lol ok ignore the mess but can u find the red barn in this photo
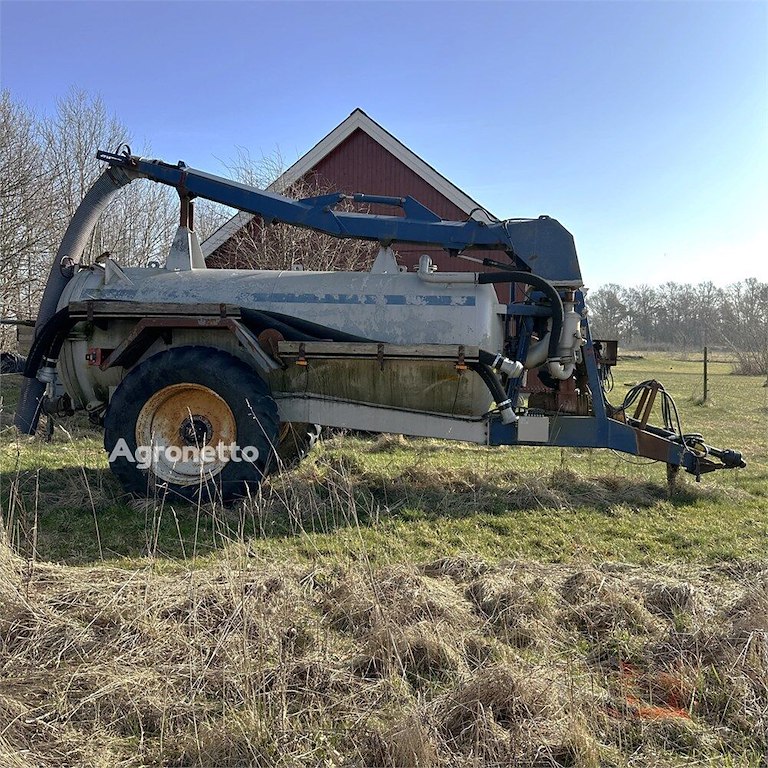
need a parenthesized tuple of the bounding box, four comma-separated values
(202, 109, 513, 299)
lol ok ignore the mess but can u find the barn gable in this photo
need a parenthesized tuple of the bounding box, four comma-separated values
(201, 108, 497, 274)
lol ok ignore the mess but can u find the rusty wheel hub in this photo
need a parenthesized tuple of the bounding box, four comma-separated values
(179, 414, 213, 447)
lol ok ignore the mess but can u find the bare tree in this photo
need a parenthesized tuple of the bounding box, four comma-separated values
(0, 89, 277, 350)
(1, 89, 220, 349)
(0, 92, 52, 346)
(39, 89, 126, 222)
(586, 284, 630, 341)
(37, 89, 181, 267)
(588, 277, 767, 375)
(724, 278, 768, 375)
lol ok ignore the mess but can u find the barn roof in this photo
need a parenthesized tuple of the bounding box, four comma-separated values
(201, 108, 490, 258)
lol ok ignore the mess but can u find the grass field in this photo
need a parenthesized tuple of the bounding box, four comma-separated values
(1, 353, 766, 766)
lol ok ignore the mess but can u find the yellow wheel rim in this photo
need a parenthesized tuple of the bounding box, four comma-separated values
(135, 383, 237, 485)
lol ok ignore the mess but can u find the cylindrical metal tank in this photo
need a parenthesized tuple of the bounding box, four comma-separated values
(59, 266, 505, 346)
(57, 265, 507, 413)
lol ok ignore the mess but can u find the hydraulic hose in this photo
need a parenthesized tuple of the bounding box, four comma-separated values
(15, 166, 135, 434)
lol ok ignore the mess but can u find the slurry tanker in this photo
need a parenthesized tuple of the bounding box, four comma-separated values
(14, 149, 745, 500)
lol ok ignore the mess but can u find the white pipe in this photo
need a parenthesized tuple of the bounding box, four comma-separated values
(492, 354, 524, 378)
(524, 330, 550, 369)
(417, 270, 477, 284)
(546, 299, 583, 380)
(524, 302, 583, 380)
(416, 254, 478, 284)
(547, 359, 576, 379)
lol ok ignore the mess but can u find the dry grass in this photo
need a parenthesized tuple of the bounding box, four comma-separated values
(1, 535, 766, 767)
(1, 356, 766, 766)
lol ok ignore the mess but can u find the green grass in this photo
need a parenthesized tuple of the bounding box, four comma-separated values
(1, 352, 766, 567)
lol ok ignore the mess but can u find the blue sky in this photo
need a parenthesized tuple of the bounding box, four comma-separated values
(1, 0, 766, 289)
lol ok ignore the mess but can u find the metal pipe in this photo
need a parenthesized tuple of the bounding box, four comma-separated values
(416, 271, 478, 284)
(524, 328, 551, 369)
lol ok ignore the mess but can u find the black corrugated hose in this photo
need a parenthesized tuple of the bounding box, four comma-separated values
(476, 271, 564, 362)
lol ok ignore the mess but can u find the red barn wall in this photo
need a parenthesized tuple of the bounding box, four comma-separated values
(305, 129, 512, 300)
(209, 128, 515, 301)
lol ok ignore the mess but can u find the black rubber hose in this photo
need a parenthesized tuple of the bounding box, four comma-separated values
(0, 352, 27, 375)
(14, 306, 77, 436)
(242, 308, 374, 343)
(476, 271, 564, 362)
(240, 308, 317, 342)
(478, 350, 498, 368)
(470, 362, 511, 410)
(260, 310, 372, 343)
(23, 307, 75, 378)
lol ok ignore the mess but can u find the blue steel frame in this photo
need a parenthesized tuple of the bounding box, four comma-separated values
(96, 151, 582, 284)
(490, 290, 688, 468)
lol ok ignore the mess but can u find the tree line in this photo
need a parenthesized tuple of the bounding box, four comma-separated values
(588, 279, 768, 374)
(0, 89, 227, 347)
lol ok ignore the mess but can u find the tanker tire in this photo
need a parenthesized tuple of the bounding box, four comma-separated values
(104, 346, 279, 503)
(274, 422, 322, 470)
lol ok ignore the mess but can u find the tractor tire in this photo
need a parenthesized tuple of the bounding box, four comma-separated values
(104, 346, 279, 503)
(274, 422, 322, 470)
